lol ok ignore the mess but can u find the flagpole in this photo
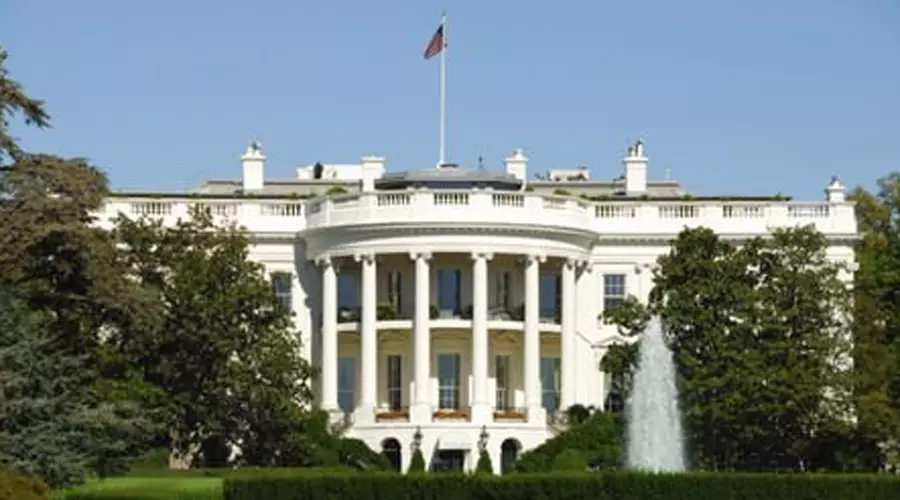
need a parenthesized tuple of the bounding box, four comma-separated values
(439, 12, 447, 166)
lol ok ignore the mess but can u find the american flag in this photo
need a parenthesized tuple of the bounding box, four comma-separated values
(423, 24, 444, 59)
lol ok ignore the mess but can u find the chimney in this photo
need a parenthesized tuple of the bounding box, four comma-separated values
(826, 175, 846, 203)
(361, 156, 386, 192)
(504, 149, 528, 181)
(623, 139, 648, 195)
(241, 141, 266, 192)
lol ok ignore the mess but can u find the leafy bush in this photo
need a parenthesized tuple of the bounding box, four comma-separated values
(474, 450, 493, 475)
(0, 467, 48, 500)
(514, 410, 622, 472)
(326, 186, 348, 196)
(407, 449, 426, 474)
(552, 449, 588, 471)
(223, 471, 900, 500)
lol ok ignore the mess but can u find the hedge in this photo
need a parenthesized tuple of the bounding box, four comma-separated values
(224, 471, 900, 500)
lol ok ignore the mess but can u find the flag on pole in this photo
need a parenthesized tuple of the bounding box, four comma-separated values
(423, 23, 444, 59)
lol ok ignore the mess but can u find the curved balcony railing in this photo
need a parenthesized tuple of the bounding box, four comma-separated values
(99, 191, 856, 238)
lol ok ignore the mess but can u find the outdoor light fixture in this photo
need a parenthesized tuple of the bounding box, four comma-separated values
(412, 425, 423, 451)
(478, 425, 489, 451)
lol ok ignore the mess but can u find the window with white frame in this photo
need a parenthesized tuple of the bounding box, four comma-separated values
(386, 355, 402, 411)
(271, 272, 292, 311)
(387, 271, 402, 314)
(495, 355, 511, 410)
(603, 274, 626, 311)
(437, 353, 461, 409)
(540, 357, 561, 412)
(338, 357, 356, 412)
(495, 271, 511, 310)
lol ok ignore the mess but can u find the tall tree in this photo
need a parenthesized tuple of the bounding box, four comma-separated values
(0, 47, 50, 161)
(850, 175, 900, 469)
(113, 208, 315, 464)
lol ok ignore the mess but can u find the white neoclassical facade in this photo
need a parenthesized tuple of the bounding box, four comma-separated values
(97, 140, 857, 474)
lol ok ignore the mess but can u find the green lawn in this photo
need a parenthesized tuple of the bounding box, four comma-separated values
(52, 476, 223, 500)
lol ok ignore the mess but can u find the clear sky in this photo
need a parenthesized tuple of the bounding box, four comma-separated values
(3, 0, 898, 200)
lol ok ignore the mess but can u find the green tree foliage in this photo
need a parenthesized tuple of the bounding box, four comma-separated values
(474, 450, 493, 475)
(113, 208, 315, 464)
(850, 175, 900, 469)
(605, 226, 853, 471)
(0, 47, 50, 161)
(408, 448, 426, 474)
(514, 410, 622, 472)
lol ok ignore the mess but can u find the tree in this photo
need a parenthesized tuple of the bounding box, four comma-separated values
(850, 176, 900, 469)
(474, 449, 493, 475)
(113, 208, 315, 464)
(0, 47, 50, 161)
(605, 226, 854, 471)
(408, 448, 426, 474)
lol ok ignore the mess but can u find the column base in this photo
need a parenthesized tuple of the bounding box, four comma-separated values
(527, 405, 547, 425)
(469, 403, 493, 424)
(353, 403, 376, 425)
(409, 403, 433, 424)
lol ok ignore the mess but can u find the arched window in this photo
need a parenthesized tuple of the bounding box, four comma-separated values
(500, 438, 521, 474)
(381, 438, 402, 472)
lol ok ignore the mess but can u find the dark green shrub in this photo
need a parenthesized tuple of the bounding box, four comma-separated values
(515, 410, 622, 472)
(552, 188, 570, 196)
(326, 186, 348, 196)
(0, 467, 47, 500)
(474, 450, 493, 476)
(407, 449, 426, 474)
(223, 471, 900, 500)
(552, 449, 588, 471)
(565, 404, 590, 424)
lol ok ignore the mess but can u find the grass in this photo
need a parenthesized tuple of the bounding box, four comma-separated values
(52, 476, 223, 500)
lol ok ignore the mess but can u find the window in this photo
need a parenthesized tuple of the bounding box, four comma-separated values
(437, 353, 461, 409)
(338, 357, 356, 412)
(271, 272, 292, 311)
(495, 271, 511, 310)
(495, 355, 511, 410)
(387, 355, 402, 411)
(540, 357, 561, 412)
(539, 274, 560, 320)
(603, 274, 626, 311)
(387, 271, 402, 314)
(338, 273, 360, 321)
(437, 269, 461, 314)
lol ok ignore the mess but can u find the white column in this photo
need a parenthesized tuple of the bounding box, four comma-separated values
(470, 252, 492, 421)
(319, 256, 338, 411)
(410, 252, 432, 422)
(523, 254, 545, 423)
(355, 253, 377, 423)
(560, 258, 577, 410)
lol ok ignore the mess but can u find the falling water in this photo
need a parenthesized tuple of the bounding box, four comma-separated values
(625, 316, 686, 472)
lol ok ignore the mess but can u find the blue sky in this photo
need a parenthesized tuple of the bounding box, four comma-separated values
(3, 0, 898, 200)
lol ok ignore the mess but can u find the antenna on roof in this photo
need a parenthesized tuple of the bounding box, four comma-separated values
(477, 155, 484, 170)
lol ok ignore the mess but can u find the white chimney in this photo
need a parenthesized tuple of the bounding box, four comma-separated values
(241, 141, 266, 192)
(504, 149, 528, 181)
(826, 175, 846, 203)
(623, 139, 648, 195)
(361, 155, 386, 192)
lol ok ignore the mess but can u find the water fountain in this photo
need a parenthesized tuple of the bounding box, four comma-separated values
(625, 316, 686, 472)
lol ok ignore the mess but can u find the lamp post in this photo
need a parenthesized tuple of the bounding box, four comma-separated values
(478, 425, 489, 452)
(412, 425, 423, 452)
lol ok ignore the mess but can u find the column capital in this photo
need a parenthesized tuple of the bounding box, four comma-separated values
(409, 251, 433, 262)
(354, 252, 376, 264)
(524, 253, 547, 264)
(315, 254, 333, 268)
(564, 257, 588, 270)
(470, 252, 494, 261)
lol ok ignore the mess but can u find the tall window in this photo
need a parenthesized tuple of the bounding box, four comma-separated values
(495, 271, 511, 310)
(387, 271, 402, 314)
(338, 273, 360, 321)
(386, 355, 402, 411)
(437, 269, 461, 314)
(338, 357, 356, 412)
(539, 274, 560, 320)
(437, 353, 461, 409)
(495, 355, 511, 410)
(540, 357, 561, 412)
(603, 274, 626, 311)
(271, 272, 292, 311)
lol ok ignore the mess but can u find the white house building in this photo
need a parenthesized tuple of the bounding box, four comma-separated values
(97, 140, 857, 474)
